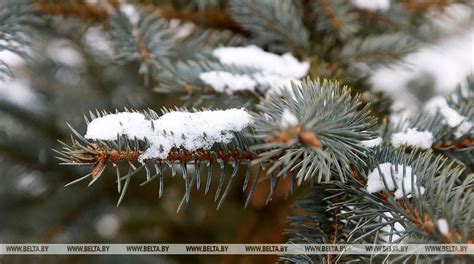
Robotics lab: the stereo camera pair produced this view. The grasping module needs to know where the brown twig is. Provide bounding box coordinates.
[35,0,120,21]
[404,0,454,12]
[432,137,474,151]
[137,39,151,62]
[268,125,322,148]
[71,144,256,166]
[318,0,343,31]
[326,194,343,264]
[157,7,243,33]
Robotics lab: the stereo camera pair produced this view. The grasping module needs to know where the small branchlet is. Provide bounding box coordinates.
[433,137,474,151]
[35,0,120,20]
[57,132,258,211]
[0,0,39,79]
[253,79,377,183]
[285,146,473,263]
[342,146,472,244]
[313,0,360,41]
[55,108,305,210]
[267,125,322,148]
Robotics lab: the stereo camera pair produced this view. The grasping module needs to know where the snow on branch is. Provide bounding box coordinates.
[366,162,425,199]
[120,3,140,26]
[371,30,473,98]
[380,212,405,242]
[199,45,309,95]
[212,45,309,78]
[0,78,44,111]
[391,128,433,149]
[425,97,473,138]
[361,137,382,148]
[350,0,390,12]
[437,218,449,236]
[84,109,254,162]
[199,71,257,94]
[369,25,473,123]
[280,109,299,128]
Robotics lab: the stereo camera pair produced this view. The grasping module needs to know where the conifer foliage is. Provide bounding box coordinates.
[1,0,473,263]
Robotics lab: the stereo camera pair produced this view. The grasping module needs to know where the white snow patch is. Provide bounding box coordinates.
[351,0,390,12]
[253,73,298,93]
[120,4,140,26]
[424,96,448,113]
[85,112,151,140]
[207,45,309,94]
[391,128,433,149]
[0,50,25,68]
[0,78,43,110]
[366,162,425,199]
[204,46,309,94]
[83,26,114,58]
[85,109,253,161]
[437,218,449,236]
[199,71,257,94]
[440,106,466,128]
[370,29,474,115]
[267,79,303,100]
[339,205,356,225]
[427,4,473,35]
[169,19,195,39]
[199,71,301,95]
[213,45,309,78]
[454,121,473,138]
[47,40,84,68]
[361,137,383,148]
[424,97,472,138]
[380,212,405,242]
[388,105,412,131]
[371,29,474,95]
[96,213,120,239]
[280,109,298,128]
[16,171,48,198]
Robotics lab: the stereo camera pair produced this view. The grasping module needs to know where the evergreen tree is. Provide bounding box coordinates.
[0,0,472,263]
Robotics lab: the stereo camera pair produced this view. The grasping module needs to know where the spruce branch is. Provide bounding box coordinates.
[387,76,474,167]
[339,33,419,67]
[0,0,40,79]
[283,186,368,263]
[155,58,264,107]
[154,43,311,107]
[285,146,473,262]
[312,0,360,41]
[228,0,310,57]
[341,147,472,244]
[282,190,338,263]
[252,79,378,184]
[2,0,472,256]
[56,78,381,209]
[108,9,177,83]
[107,7,252,94]
[55,108,262,210]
